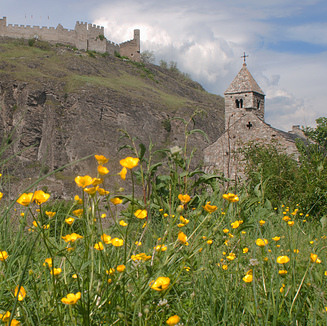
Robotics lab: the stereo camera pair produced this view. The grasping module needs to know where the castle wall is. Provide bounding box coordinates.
[0,17,141,61]
[120,29,140,61]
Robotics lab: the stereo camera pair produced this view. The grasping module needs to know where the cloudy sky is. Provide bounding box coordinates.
[1,0,327,131]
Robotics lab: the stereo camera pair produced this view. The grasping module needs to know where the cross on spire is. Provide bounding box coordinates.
[241,52,249,65]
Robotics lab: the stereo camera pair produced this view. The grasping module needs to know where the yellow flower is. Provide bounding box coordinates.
[72,274,77,279]
[243,270,253,283]
[202,201,218,213]
[61,292,81,305]
[243,247,249,253]
[101,213,106,218]
[150,276,170,291]
[43,258,52,268]
[118,167,127,180]
[0,311,10,322]
[155,244,167,251]
[207,240,213,245]
[166,315,180,326]
[178,231,188,245]
[98,165,109,176]
[91,178,102,186]
[223,193,239,202]
[97,188,109,195]
[131,253,151,261]
[65,217,75,225]
[256,238,268,247]
[73,209,83,217]
[50,268,62,275]
[310,253,321,263]
[95,155,109,164]
[119,220,128,226]
[279,270,288,275]
[280,284,285,293]
[84,186,98,195]
[75,175,93,188]
[0,192,3,201]
[45,211,56,218]
[222,264,228,270]
[288,221,295,226]
[94,242,104,251]
[17,193,33,206]
[178,194,191,204]
[62,233,83,243]
[0,251,9,261]
[227,252,236,261]
[117,265,126,273]
[231,220,243,229]
[272,236,280,241]
[134,209,147,219]
[74,195,83,204]
[259,220,265,226]
[106,268,115,275]
[111,238,124,247]
[283,216,291,222]
[179,216,189,225]
[135,241,142,246]
[110,197,123,205]
[120,157,139,169]
[277,256,290,264]
[223,228,229,233]
[101,233,112,244]
[14,286,26,301]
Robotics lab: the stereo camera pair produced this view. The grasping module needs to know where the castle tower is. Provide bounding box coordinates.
[0,17,7,36]
[224,63,265,130]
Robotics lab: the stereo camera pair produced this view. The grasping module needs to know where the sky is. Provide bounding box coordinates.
[1,0,327,131]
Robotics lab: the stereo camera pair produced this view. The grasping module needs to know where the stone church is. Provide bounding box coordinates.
[203,62,306,178]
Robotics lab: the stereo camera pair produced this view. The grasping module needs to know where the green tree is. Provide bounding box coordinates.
[140,50,155,64]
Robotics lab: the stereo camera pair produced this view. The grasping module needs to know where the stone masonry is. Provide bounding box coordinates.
[203,63,306,179]
[0,17,140,61]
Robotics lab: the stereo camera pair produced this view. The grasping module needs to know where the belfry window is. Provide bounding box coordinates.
[235,99,243,108]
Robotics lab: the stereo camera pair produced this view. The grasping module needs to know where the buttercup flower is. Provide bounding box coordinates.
[45,211,56,218]
[272,236,280,241]
[155,244,167,251]
[106,268,115,275]
[74,195,83,204]
[62,233,83,243]
[223,193,239,203]
[0,192,3,201]
[0,251,8,261]
[84,186,98,195]
[101,233,112,244]
[166,315,180,326]
[223,228,229,233]
[150,276,170,291]
[256,238,268,247]
[0,311,10,322]
[75,175,93,188]
[43,258,52,267]
[61,292,81,305]
[131,253,151,261]
[98,165,109,176]
[65,217,75,225]
[231,220,243,229]
[95,155,109,164]
[243,247,249,253]
[120,157,139,169]
[203,201,218,213]
[279,270,288,275]
[119,220,128,226]
[111,238,124,247]
[277,256,290,264]
[32,190,50,205]
[259,220,266,226]
[110,197,123,205]
[227,252,236,261]
[134,209,147,219]
[178,194,191,204]
[91,178,102,186]
[15,286,26,301]
[178,231,188,245]
[243,269,253,283]
[118,167,127,180]
[73,209,83,217]
[94,242,104,251]
[207,239,213,245]
[310,253,321,263]
[117,265,126,273]
[50,268,62,275]
[17,193,33,206]
[97,188,109,195]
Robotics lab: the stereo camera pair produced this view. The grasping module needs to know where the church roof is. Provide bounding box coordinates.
[224,63,265,95]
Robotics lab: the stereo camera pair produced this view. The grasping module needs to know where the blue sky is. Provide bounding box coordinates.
[1,0,327,131]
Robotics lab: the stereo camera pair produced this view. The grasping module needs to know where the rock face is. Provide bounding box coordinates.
[0,39,224,198]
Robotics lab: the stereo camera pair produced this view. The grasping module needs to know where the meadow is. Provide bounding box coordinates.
[0,122,326,326]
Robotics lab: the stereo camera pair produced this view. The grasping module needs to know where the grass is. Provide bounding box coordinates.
[0,123,326,326]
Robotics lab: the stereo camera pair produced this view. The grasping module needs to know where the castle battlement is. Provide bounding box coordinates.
[0,16,140,61]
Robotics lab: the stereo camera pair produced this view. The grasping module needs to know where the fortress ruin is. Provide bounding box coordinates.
[0,17,140,61]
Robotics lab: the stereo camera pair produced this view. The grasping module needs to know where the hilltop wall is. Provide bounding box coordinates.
[0,17,140,61]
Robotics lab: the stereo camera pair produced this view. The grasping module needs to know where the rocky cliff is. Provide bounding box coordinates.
[0,38,224,198]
